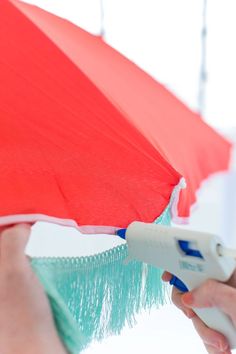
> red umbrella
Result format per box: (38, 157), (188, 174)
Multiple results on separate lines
(0, 0), (231, 233)
(0, 1), (232, 353)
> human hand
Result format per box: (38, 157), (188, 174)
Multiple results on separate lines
(0, 224), (68, 354)
(162, 271), (233, 354)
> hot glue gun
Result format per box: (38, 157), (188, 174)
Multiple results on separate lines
(117, 222), (236, 349)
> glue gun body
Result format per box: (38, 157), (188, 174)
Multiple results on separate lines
(125, 222), (236, 349)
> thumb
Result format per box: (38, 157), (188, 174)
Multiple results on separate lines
(0, 224), (32, 267)
(182, 279), (236, 323)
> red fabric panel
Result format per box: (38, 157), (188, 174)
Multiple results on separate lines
(11, 0), (232, 216)
(0, 0), (181, 228)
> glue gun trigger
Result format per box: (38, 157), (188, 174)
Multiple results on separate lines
(170, 276), (189, 292)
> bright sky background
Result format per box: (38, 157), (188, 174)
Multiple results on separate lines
(23, 1), (236, 353)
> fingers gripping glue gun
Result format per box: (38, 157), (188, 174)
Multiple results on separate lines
(117, 222), (236, 349)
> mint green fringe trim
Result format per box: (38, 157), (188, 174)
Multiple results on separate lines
(31, 208), (171, 354)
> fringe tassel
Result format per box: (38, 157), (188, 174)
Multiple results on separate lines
(31, 206), (172, 353)
(32, 245), (168, 353)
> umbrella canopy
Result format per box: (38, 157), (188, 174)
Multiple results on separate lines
(0, 0), (231, 233)
(0, 1), (233, 353)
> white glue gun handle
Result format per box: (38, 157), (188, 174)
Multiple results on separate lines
(194, 307), (236, 349)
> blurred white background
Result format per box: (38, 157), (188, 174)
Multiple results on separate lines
(23, 0), (236, 352)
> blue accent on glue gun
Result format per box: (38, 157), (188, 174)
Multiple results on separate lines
(170, 239), (204, 292)
(178, 240), (204, 259)
(170, 276), (189, 292)
(116, 228), (127, 240)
